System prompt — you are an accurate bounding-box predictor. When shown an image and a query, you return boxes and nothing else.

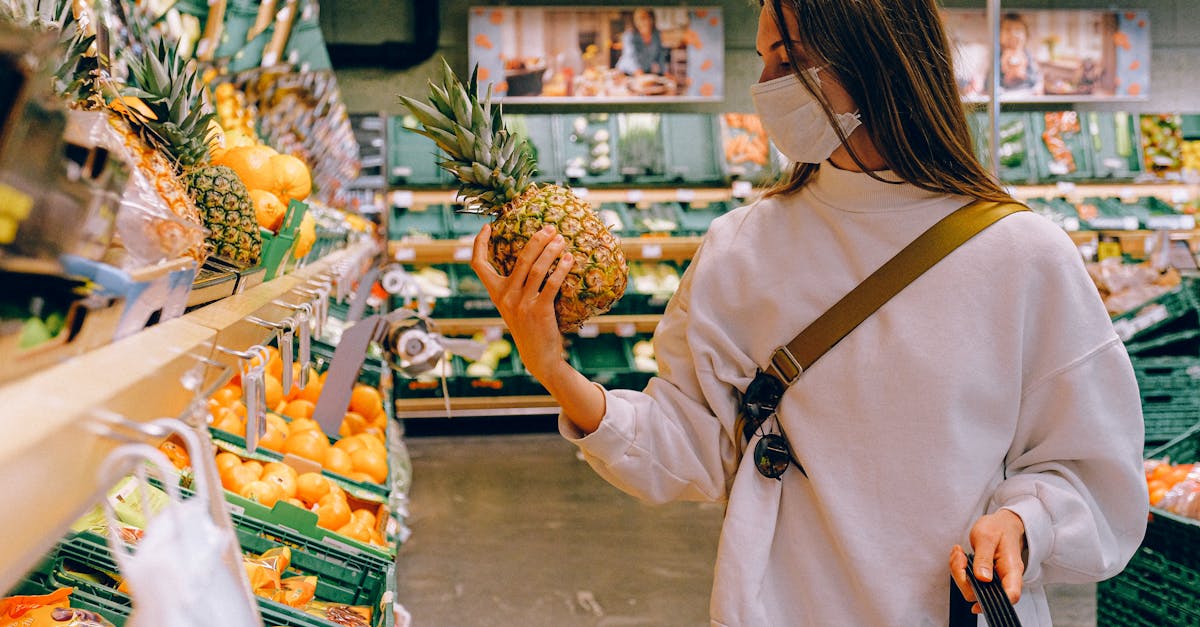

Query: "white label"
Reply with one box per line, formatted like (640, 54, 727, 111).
(483, 326, 503, 341)
(574, 187, 589, 198)
(321, 535, 365, 556)
(1114, 304, 1169, 341)
(641, 244, 663, 259)
(1055, 181, 1077, 194)
(732, 181, 753, 199)
(675, 188, 696, 202)
(615, 323, 636, 338)
(391, 190, 415, 207)
(394, 247, 416, 261)
(453, 246, 472, 261)
(1148, 215, 1196, 230)
(1063, 217, 1081, 231)
(566, 166, 587, 179)
(626, 189, 644, 203)
(1171, 188, 1191, 203)
(1118, 187, 1137, 203)
(392, 166, 413, 177)
(577, 324, 600, 338)
(227, 503, 245, 516)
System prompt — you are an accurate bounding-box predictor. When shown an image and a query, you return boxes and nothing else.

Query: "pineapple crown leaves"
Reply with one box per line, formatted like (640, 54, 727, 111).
(398, 59, 537, 214)
(117, 31, 215, 169)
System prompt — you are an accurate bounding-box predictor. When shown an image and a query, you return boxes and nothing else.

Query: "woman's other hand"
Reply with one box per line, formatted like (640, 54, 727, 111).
(949, 509, 1026, 614)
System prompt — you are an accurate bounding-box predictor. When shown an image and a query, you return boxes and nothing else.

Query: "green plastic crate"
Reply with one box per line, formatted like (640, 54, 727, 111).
(968, 111, 1037, 185)
(454, 347, 525, 398)
(1111, 280, 1199, 344)
(388, 204, 448, 241)
(48, 531, 389, 627)
(210, 429, 389, 502)
(387, 118, 449, 188)
(570, 335, 638, 389)
(556, 113, 622, 186)
(1086, 112, 1143, 180)
(505, 114, 560, 184)
(11, 568, 131, 626)
(1030, 111, 1095, 182)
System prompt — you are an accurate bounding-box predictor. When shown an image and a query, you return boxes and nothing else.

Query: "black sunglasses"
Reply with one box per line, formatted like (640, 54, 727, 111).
(740, 371, 804, 479)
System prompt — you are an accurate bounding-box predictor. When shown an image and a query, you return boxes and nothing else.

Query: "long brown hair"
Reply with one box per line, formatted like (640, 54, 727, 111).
(760, 0, 1011, 203)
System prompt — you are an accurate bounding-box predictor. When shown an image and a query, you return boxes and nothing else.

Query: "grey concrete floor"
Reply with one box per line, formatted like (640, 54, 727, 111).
(394, 433, 1097, 626)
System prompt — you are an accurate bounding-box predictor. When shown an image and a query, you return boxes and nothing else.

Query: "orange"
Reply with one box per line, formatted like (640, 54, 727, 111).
(262, 471, 298, 499)
(158, 440, 191, 470)
(346, 471, 377, 483)
(295, 374, 323, 404)
(250, 189, 286, 232)
(281, 400, 315, 420)
(240, 480, 283, 507)
(339, 412, 367, 438)
(212, 411, 245, 437)
(263, 462, 298, 481)
(350, 449, 388, 484)
(289, 417, 322, 434)
(350, 508, 377, 528)
(313, 493, 351, 530)
(212, 386, 241, 407)
(327, 482, 346, 502)
(356, 433, 386, 455)
(263, 375, 283, 410)
(322, 447, 354, 476)
(293, 213, 316, 259)
(259, 425, 286, 452)
(222, 464, 260, 494)
(228, 400, 248, 419)
(243, 460, 264, 480)
(333, 436, 366, 456)
(267, 154, 312, 203)
(283, 497, 306, 509)
(250, 347, 283, 381)
(295, 472, 331, 506)
(212, 145, 276, 184)
(207, 398, 222, 414)
(335, 520, 372, 543)
(284, 430, 329, 463)
(265, 414, 291, 438)
(349, 386, 384, 420)
(215, 452, 242, 475)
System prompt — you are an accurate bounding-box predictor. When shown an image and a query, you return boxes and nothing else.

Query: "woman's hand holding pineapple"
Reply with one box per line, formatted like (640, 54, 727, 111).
(471, 223, 607, 433)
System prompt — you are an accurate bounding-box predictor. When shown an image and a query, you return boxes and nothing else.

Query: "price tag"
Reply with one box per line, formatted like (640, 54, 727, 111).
(394, 247, 416, 261)
(392, 166, 413, 178)
(732, 181, 753, 199)
(390, 190, 414, 207)
(297, 311, 311, 389)
(1172, 188, 1191, 203)
(615, 323, 637, 338)
(626, 189, 644, 203)
(574, 187, 589, 198)
(483, 326, 504, 342)
(280, 328, 294, 395)
(1055, 181, 1077, 195)
(641, 244, 663, 259)
(454, 246, 472, 261)
(577, 324, 600, 338)
(675, 188, 696, 203)
(1118, 187, 1137, 203)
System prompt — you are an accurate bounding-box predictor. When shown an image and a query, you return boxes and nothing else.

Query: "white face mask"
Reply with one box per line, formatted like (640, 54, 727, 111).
(750, 67, 862, 164)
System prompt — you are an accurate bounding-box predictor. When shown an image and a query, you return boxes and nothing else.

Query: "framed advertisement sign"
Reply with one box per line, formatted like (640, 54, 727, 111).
(468, 6, 724, 104)
(943, 9, 1150, 103)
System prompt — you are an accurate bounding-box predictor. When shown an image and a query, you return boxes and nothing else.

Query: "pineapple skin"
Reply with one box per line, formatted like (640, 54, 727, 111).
(184, 165, 262, 269)
(488, 184, 628, 333)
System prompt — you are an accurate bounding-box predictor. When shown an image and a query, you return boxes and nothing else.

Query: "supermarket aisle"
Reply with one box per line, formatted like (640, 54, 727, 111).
(394, 433, 1096, 626)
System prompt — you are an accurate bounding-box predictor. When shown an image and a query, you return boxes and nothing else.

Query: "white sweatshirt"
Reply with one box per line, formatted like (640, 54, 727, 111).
(560, 164, 1149, 626)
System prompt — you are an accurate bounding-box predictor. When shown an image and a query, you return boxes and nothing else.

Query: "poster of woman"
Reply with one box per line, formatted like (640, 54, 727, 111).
(468, 6, 724, 103)
(943, 9, 1150, 102)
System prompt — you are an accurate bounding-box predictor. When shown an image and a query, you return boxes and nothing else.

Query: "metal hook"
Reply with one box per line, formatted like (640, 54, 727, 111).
(89, 409, 172, 444)
(246, 315, 296, 332)
(214, 345, 258, 361)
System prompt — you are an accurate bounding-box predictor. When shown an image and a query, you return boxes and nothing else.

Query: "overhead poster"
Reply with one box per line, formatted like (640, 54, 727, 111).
(468, 6, 724, 103)
(943, 9, 1150, 102)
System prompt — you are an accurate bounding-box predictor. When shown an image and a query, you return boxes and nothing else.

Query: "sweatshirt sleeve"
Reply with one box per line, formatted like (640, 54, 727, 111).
(559, 244, 742, 504)
(991, 338, 1149, 585)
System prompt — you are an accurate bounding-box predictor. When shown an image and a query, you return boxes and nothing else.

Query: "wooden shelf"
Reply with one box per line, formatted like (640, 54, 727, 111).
(1008, 182, 1199, 203)
(394, 395, 560, 418)
(389, 235, 703, 264)
(399, 187, 739, 209)
(0, 241, 375, 594)
(429, 314, 662, 337)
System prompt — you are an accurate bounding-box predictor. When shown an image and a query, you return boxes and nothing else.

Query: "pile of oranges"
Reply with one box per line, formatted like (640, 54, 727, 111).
(1146, 460, 1195, 506)
(216, 453, 387, 547)
(206, 347, 390, 485)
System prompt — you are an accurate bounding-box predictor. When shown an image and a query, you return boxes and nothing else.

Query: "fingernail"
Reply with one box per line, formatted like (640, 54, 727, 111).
(554, 235, 565, 245)
(978, 568, 991, 580)
(542, 225, 556, 235)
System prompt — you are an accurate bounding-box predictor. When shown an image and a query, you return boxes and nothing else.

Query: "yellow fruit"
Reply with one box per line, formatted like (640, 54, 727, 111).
(339, 412, 367, 438)
(350, 508, 377, 528)
(265, 414, 291, 438)
(281, 399, 315, 420)
(263, 462, 298, 481)
(264, 375, 284, 410)
(262, 470, 298, 499)
(212, 145, 276, 184)
(335, 520, 372, 543)
(289, 417, 322, 434)
(259, 426, 286, 452)
(283, 497, 306, 509)
(212, 410, 245, 436)
(322, 447, 354, 476)
(292, 213, 316, 259)
(222, 464, 259, 494)
(216, 452, 242, 475)
(250, 189, 287, 232)
(350, 449, 388, 484)
(333, 435, 366, 456)
(243, 460, 264, 480)
(357, 433, 386, 455)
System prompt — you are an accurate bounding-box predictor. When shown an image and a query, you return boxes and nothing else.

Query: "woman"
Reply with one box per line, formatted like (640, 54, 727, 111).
(470, 0, 1147, 624)
(615, 8, 670, 76)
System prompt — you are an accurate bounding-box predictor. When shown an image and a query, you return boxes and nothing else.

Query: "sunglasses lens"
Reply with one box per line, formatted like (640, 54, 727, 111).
(754, 434, 790, 479)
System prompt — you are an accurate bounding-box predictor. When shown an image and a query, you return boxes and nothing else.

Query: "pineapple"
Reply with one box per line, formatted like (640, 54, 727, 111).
(116, 32, 261, 268)
(399, 60, 627, 333)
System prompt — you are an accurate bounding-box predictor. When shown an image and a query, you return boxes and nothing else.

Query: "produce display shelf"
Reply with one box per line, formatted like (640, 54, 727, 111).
(394, 395, 560, 419)
(389, 236, 704, 264)
(428, 314, 662, 337)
